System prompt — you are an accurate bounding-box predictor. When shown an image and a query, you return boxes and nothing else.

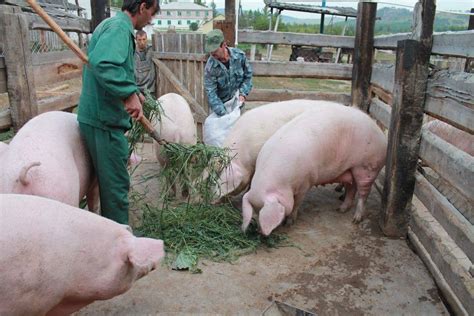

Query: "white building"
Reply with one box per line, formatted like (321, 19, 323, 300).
(154, 1, 213, 30)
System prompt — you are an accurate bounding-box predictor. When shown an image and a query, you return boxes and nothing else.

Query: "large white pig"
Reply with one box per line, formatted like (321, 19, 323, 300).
(153, 93, 197, 165)
(0, 141, 7, 155)
(217, 100, 344, 199)
(242, 105, 387, 236)
(0, 194, 164, 315)
(423, 120, 473, 156)
(0, 111, 99, 211)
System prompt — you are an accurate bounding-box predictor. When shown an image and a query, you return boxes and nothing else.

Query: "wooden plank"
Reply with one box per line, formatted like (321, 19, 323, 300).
(153, 58, 207, 123)
(32, 54, 82, 87)
(432, 30, 474, 58)
(251, 61, 352, 79)
(369, 98, 391, 129)
(374, 33, 410, 50)
(153, 52, 207, 62)
(371, 63, 395, 95)
(247, 89, 351, 105)
(37, 91, 79, 113)
(408, 226, 469, 316)
(425, 70, 474, 134)
(419, 129, 474, 201)
(381, 39, 432, 237)
(1, 9, 38, 131)
(25, 12, 91, 33)
(371, 85, 393, 105)
(410, 196, 473, 315)
(0, 108, 12, 131)
(414, 172, 474, 262)
(374, 30, 474, 58)
(31, 50, 80, 65)
(0, 56, 6, 93)
(238, 30, 355, 49)
(350, 1, 377, 112)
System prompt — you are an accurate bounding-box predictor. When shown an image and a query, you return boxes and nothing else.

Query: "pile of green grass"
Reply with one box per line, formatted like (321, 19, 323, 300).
(138, 202, 288, 272)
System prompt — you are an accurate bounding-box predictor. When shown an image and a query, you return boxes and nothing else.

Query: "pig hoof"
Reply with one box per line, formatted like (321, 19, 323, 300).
(338, 206, 350, 213)
(352, 215, 362, 224)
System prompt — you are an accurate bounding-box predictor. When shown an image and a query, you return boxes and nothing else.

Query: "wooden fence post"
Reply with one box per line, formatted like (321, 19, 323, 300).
(465, 8, 473, 72)
(380, 0, 435, 237)
(0, 5, 38, 131)
(350, 1, 377, 112)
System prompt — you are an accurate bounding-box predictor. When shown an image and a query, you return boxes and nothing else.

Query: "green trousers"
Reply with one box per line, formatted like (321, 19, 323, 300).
(79, 123, 130, 224)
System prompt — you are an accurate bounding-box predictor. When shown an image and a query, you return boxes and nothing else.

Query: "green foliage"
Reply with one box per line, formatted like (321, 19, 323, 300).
(139, 202, 289, 271)
(189, 22, 199, 31)
(0, 128, 14, 142)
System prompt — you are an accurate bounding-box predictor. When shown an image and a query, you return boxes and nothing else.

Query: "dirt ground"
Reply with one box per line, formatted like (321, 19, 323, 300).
(76, 143, 448, 315)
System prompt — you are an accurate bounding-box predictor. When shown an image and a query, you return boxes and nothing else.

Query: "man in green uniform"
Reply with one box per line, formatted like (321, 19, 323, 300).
(77, 0, 159, 224)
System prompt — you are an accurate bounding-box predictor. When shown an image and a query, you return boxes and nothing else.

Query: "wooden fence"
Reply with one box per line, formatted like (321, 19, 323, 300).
(0, 4, 89, 131)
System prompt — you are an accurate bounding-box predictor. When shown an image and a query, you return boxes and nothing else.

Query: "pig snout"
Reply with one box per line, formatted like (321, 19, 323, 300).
(128, 238, 165, 280)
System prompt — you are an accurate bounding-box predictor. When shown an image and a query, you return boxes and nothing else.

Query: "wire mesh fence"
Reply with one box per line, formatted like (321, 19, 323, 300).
(29, 30, 89, 55)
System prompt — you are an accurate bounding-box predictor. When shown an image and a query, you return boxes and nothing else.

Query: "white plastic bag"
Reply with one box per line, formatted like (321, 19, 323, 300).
(203, 93, 242, 147)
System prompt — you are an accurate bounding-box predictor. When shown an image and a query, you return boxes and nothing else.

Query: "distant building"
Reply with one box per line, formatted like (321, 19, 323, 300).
(199, 14, 225, 33)
(153, 1, 213, 30)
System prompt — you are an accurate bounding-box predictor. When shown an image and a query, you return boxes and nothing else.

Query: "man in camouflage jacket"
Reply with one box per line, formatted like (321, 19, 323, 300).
(204, 29, 253, 116)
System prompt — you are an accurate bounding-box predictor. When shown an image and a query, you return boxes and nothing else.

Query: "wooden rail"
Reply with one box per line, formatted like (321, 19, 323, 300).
(251, 61, 352, 79)
(374, 30, 474, 58)
(238, 30, 355, 48)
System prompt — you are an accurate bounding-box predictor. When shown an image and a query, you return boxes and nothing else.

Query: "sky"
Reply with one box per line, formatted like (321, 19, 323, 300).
(212, 1, 474, 19)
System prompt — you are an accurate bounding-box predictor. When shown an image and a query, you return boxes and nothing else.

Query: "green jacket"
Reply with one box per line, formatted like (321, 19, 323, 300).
(204, 47, 253, 116)
(78, 11, 139, 130)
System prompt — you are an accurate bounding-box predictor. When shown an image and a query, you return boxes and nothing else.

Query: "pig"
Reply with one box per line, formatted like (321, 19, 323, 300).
(241, 105, 387, 236)
(0, 141, 7, 155)
(0, 111, 99, 212)
(423, 120, 473, 156)
(153, 93, 197, 166)
(0, 194, 164, 315)
(216, 100, 344, 199)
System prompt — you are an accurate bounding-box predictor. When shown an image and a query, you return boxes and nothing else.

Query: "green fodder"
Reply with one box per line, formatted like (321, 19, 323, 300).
(127, 89, 164, 156)
(159, 142, 233, 205)
(138, 202, 288, 271)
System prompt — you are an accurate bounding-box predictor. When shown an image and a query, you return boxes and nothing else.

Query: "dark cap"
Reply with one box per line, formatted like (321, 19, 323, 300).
(205, 29, 224, 53)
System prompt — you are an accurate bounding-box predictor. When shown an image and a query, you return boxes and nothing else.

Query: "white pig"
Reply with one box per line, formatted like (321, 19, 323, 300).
(0, 111, 99, 211)
(242, 105, 387, 236)
(153, 93, 197, 165)
(0, 194, 164, 315)
(217, 100, 344, 199)
(0, 141, 7, 155)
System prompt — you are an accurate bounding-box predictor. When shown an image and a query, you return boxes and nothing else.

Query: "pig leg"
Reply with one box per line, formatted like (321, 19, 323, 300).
(338, 182, 356, 213)
(351, 166, 377, 223)
(241, 192, 254, 231)
(87, 176, 100, 214)
(285, 192, 305, 226)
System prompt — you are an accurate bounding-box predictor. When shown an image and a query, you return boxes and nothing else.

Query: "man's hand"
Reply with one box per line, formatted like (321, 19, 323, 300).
(239, 95, 246, 103)
(124, 93, 143, 120)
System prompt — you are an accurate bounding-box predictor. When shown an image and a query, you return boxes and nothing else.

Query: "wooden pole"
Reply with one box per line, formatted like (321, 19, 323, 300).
(465, 8, 474, 72)
(225, 0, 236, 45)
(380, 0, 436, 237)
(0, 5, 38, 131)
(350, 1, 376, 112)
(90, 0, 109, 31)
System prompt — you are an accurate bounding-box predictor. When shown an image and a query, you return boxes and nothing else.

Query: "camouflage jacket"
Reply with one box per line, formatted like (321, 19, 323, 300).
(204, 47, 253, 116)
(134, 45, 156, 95)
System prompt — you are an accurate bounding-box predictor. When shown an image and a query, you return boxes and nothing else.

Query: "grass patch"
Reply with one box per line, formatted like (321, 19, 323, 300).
(138, 202, 288, 272)
(0, 128, 14, 142)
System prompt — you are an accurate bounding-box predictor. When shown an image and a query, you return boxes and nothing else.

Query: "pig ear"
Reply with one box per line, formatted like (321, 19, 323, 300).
(241, 193, 254, 232)
(259, 199, 286, 236)
(219, 162, 244, 197)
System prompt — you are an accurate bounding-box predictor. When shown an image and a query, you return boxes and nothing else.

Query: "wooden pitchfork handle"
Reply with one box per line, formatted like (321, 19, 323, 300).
(26, 0, 164, 144)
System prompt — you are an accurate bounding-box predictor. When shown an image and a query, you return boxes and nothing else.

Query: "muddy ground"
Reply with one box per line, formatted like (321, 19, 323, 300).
(77, 143, 447, 315)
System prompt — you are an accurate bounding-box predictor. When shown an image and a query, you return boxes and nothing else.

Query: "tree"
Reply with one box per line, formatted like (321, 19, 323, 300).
(189, 22, 199, 31)
(210, 0, 218, 18)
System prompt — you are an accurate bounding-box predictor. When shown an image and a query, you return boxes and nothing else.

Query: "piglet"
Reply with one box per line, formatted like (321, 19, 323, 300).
(0, 193, 164, 315)
(242, 104, 387, 236)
